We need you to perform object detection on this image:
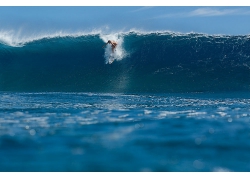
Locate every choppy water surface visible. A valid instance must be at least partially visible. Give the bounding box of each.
[0,92,250,171]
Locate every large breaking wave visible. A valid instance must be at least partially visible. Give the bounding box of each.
[1,30,250,93]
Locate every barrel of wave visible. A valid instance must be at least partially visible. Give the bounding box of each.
[100,33,127,64]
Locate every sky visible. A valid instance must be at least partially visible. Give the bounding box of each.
[1,1,250,35]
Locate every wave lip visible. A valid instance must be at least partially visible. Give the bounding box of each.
[0,29,106,47]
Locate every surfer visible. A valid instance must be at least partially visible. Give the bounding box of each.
[102,40,118,53]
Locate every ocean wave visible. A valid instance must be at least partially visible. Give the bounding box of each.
[1,29,250,93]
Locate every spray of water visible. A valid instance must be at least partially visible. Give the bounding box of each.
[100,33,127,64]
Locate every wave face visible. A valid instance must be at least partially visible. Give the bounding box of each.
[1,31,250,93]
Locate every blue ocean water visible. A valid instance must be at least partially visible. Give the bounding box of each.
[1,92,250,172]
[1,31,250,172]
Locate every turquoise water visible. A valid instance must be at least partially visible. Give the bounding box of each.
[0,92,250,171]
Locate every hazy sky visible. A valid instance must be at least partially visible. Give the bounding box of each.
[1,5,250,35]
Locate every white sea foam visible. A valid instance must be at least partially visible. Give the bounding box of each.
[99,33,127,64]
[0,30,25,47]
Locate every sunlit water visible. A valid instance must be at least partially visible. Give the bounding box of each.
[0,92,250,171]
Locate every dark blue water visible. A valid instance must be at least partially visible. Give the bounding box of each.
[1,92,250,172]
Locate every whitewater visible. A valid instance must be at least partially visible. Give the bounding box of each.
[1,29,250,172]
